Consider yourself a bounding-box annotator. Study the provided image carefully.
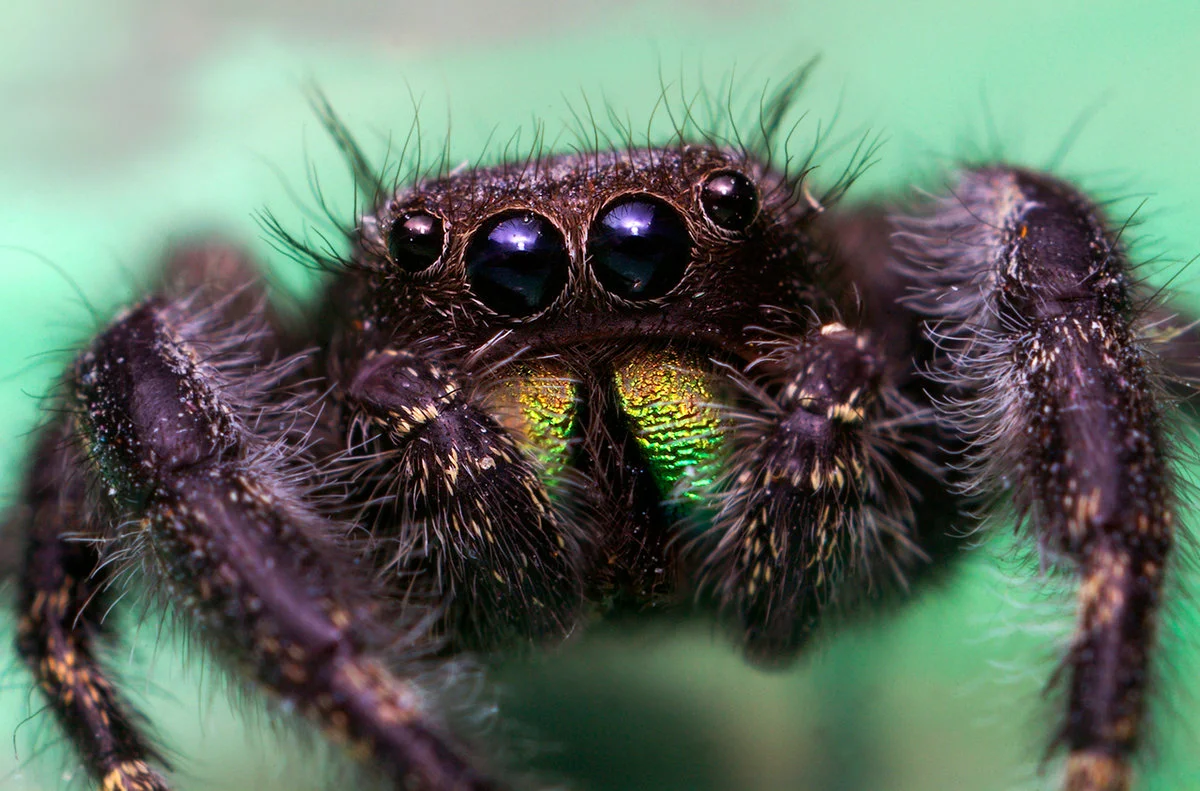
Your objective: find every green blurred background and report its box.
[2,1,1200,789]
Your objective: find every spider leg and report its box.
[8,241,270,791]
[702,321,916,662]
[346,349,583,652]
[11,241,505,790]
[80,301,503,790]
[14,420,170,791]
[896,167,1175,791]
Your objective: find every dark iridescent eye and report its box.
[387,211,445,272]
[464,211,569,317]
[700,170,759,232]
[588,196,690,300]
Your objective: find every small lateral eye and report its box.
[700,170,759,232]
[387,211,445,272]
[588,196,691,301]
[464,210,569,317]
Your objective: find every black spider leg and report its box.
[14,419,171,791]
[347,348,583,653]
[17,275,503,790]
[896,167,1175,791]
[702,322,908,663]
[9,242,271,791]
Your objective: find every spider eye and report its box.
[700,170,759,232]
[588,196,690,300]
[387,211,445,272]
[464,211,569,317]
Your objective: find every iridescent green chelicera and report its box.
[494,361,579,481]
[615,349,728,509]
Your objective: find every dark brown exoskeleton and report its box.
[4,81,1190,791]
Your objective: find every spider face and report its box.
[4,98,1185,791]
[352,147,802,344]
[332,147,825,636]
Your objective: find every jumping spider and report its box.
[4,78,1190,791]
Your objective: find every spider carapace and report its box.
[4,87,1187,791]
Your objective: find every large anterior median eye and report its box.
[465,211,569,317]
[588,196,691,300]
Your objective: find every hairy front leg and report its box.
[14,420,171,791]
[73,300,503,790]
[7,231,508,791]
[898,167,1175,791]
[9,242,274,791]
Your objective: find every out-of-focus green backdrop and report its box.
[2,1,1199,790]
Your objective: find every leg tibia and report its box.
[898,166,1174,791]
[72,300,501,790]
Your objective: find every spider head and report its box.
[332,146,825,611]
[349,146,816,363]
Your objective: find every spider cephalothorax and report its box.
[327,145,877,652]
[4,87,1186,791]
